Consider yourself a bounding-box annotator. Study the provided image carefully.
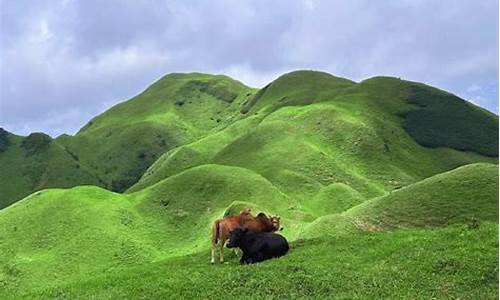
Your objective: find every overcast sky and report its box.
[1,0,498,137]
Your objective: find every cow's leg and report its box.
[219,239,225,263]
[211,221,218,264]
[211,242,216,264]
[240,253,248,264]
[244,255,254,264]
[244,251,264,264]
[252,252,265,263]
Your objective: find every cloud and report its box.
[1,0,498,137]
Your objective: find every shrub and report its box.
[181,80,237,103]
[0,128,9,152]
[21,132,52,156]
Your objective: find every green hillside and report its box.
[346,163,499,230]
[57,73,254,192]
[130,71,497,207]
[3,71,497,209]
[0,129,101,208]
[301,163,499,238]
[0,162,497,298]
[2,224,496,299]
[0,70,498,298]
[0,73,255,207]
[0,164,301,293]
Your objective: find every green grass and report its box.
[0,70,498,298]
[345,163,499,231]
[0,73,255,207]
[300,162,498,239]
[308,183,366,215]
[0,164,304,293]
[0,162,497,298]
[2,70,497,208]
[58,73,255,193]
[241,70,355,114]
[2,224,497,299]
[0,131,101,209]
[133,71,497,211]
[403,83,498,156]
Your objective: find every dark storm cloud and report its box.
[1,0,498,136]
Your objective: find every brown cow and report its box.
[211,209,282,264]
[244,213,282,233]
[211,208,254,264]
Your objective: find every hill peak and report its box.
[273,69,355,84]
[240,69,355,114]
[149,72,249,89]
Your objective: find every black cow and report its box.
[226,228,289,264]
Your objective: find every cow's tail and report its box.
[212,220,220,245]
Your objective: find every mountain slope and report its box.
[58,73,255,192]
[301,163,498,238]
[130,71,498,209]
[0,129,101,208]
[0,73,255,207]
[2,71,497,209]
[0,163,304,291]
[346,163,499,230]
[358,77,498,156]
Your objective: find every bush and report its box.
[21,133,52,156]
[181,80,237,103]
[0,128,10,152]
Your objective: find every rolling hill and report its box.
[0,70,498,298]
[0,73,254,208]
[0,129,102,208]
[129,71,497,206]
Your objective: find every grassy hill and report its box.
[0,73,255,207]
[345,163,499,230]
[57,73,255,193]
[0,70,498,298]
[0,129,101,208]
[301,163,499,238]
[130,71,497,207]
[0,162,497,298]
[3,71,497,209]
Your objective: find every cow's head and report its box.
[270,215,283,231]
[226,228,247,248]
[240,208,252,215]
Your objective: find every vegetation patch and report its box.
[181,80,238,103]
[241,83,270,113]
[345,163,499,230]
[0,128,10,152]
[403,84,498,156]
[21,133,52,156]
